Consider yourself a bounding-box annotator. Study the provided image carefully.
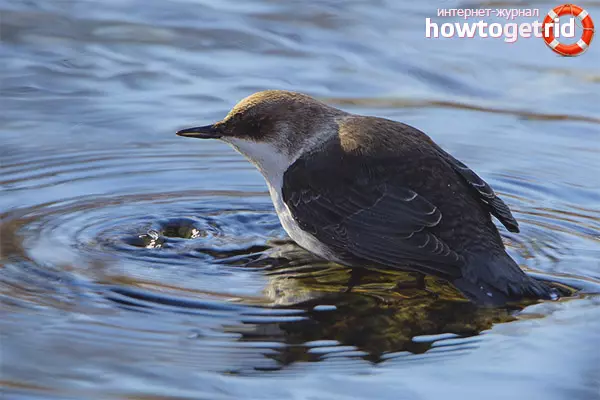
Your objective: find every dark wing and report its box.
[282,156,464,279]
[432,146,520,233]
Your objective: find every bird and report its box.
[176,90,554,306]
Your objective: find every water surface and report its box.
[1,1,600,399]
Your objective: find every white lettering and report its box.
[504,23,518,42]
[425,18,439,38]
[519,23,532,38]
[489,23,503,37]
[561,17,575,38]
[455,22,478,37]
[476,20,488,38]
[496,9,508,19]
[532,20,543,37]
[441,23,455,37]
[544,21,553,37]
[424,12,568,42]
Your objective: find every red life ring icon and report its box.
[543,4,595,56]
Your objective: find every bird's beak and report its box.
[176,124,222,139]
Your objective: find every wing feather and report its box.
[282,157,463,278]
[433,148,520,233]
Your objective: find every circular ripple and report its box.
[1,190,286,300]
[1,139,599,377]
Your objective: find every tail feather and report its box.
[453,253,554,307]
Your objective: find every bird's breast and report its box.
[266,182,336,262]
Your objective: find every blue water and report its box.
[1,1,600,399]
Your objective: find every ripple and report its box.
[0,144,241,193]
[490,174,600,281]
[321,97,600,124]
[1,125,598,383]
[2,0,600,395]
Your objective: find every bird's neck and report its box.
[225,125,338,189]
[224,138,291,190]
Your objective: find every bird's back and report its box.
[282,114,553,305]
[335,115,506,256]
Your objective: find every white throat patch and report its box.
[223,138,292,188]
[223,136,337,261]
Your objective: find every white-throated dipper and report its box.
[177,90,553,306]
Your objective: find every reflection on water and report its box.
[1,0,600,399]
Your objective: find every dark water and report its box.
[2,1,600,399]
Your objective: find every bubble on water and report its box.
[147,230,160,240]
[138,229,164,249]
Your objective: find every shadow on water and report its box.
[97,237,580,372]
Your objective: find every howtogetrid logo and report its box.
[427,3,595,57]
[543,4,595,56]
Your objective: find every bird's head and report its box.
[177,90,344,176]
